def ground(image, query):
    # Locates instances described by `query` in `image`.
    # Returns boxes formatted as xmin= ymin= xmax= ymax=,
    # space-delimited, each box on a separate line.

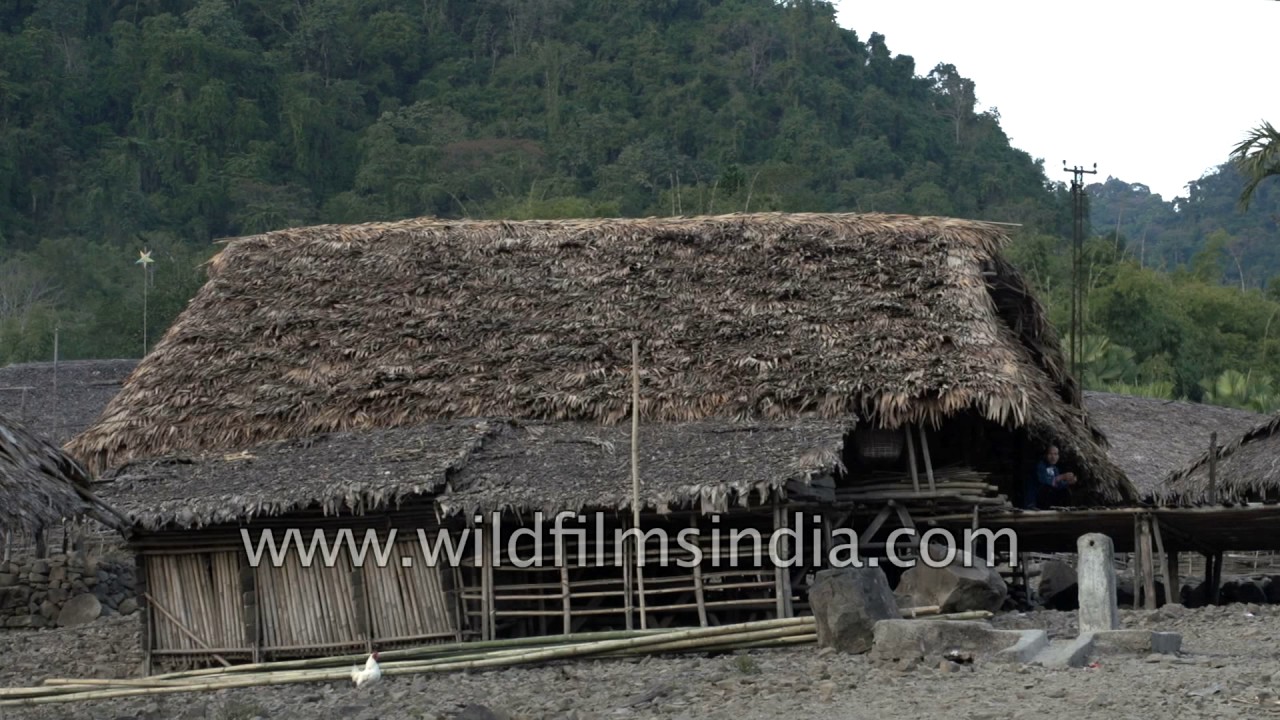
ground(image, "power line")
xmin=1064 ymin=161 xmax=1097 ymax=397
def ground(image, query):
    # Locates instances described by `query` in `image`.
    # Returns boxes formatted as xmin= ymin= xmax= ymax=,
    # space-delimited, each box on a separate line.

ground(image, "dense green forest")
xmin=1 ymin=0 xmax=1278 ymax=414
xmin=1088 ymin=166 xmax=1280 ymax=287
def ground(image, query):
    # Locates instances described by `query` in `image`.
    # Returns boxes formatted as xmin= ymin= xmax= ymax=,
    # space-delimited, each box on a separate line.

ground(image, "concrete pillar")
xmin=1078 ymin=533 xmax=1120 ymax=633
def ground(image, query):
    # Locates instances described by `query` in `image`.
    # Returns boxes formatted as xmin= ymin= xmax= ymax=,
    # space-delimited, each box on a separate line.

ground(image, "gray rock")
xmin=57 ymin=593 xmax=102 ymax=627
xmin=0 ymin=573 xmax=16 ymax=587
xmin=808 ymin=566 xmax=900 ymax=654
xmin=118 ymin=597 xmax=139 ymax=615
xmin=895 ymin=545 xmax=1007 ymax=613
xmin=1036 ymin=560 xmax=1078 ymax=610
xmin=870 ymin=619 xmax=1033 ymax=662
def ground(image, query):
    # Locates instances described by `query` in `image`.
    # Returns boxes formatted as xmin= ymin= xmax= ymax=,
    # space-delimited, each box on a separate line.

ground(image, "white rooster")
xmin=351 ymin=651 xmax=382 ymax=687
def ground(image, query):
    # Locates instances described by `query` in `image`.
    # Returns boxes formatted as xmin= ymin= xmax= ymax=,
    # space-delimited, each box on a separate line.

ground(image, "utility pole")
xmin=1064 ymin=161 xmax=1097 ymax=391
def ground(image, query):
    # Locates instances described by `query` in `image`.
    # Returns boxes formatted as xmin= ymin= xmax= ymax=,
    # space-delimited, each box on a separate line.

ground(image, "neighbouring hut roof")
xmin=1082 ymin=391 xmax=1265 ymax=500
xmin=0 ymin=413 xmax=93 ymax=532
xmin=0 ymin=360 xmax=138 ymax=445
xmin=91 ymin=420 xmax=498 ymax=531
xmin=65 ymin=212 xmax=1134 ymax=502
xmin=1160 ymin=412 xmax=1280 ymax=506
xmin=438 ymin=419 xmax=847 ymax=518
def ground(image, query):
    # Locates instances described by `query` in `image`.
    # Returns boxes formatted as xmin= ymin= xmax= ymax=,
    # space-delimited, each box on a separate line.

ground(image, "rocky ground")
xmin=3 ymin=604 xmax=1280 ymax=719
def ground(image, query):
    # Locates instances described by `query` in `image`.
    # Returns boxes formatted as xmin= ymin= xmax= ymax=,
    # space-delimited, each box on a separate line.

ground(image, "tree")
xmin=1230 ymin=120 xmax=1280 ymax=210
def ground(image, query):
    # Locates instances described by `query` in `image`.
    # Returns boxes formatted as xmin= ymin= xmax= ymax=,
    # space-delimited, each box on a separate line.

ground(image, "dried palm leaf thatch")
xmin=1159 ymin=412 xmax=1280 ymax=507
xmin=0 ymin=412 xmax=94 ymax=533
xmin=93 ymin=420 xmax=498 ymax=531
xmin=64 ymin=212 xmax=1131 ymax=501
xmin=1082 ymin=391 xmax=1265 ymax=501
xmin=438 ymin=418 xmax=847 ymax=518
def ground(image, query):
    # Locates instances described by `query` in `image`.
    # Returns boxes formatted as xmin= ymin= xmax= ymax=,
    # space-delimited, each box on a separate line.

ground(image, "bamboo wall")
xmin=137 ymin=505 xmax=463 ymax=671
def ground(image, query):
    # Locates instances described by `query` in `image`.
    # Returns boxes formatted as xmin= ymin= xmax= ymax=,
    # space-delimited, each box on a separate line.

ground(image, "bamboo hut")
xmin=1159 ymin=412 xmax=1280 ymax=507
xmin=1082 ymin=391 xmax=1264 ymax=501
xmin=61 ymin=212 xmax=1134 ymax=665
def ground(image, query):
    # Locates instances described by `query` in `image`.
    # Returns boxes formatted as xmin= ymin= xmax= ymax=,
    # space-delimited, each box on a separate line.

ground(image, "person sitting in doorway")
xmin=1022 ymin=444 xmax=1076 ymax=510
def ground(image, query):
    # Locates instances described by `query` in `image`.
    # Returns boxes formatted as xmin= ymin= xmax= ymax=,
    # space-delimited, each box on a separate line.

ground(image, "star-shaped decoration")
xmin=136 ymin=250 xmax=154 ymax=266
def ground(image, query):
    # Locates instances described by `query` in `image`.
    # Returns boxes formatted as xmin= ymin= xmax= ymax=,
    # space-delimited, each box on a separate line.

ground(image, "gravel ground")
xmin=3 ymin=604 xmax=1280 ymax=719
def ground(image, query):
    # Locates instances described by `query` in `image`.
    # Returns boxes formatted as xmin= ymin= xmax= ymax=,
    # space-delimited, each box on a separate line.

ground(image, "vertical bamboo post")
xmin=1209 ymin=551 xmax=1223 ymax=605
xmin=1150 ymin=515 xmax=1171 ymax=606
xmin=904 ymin=427 xmax=920 ymax=494
xmin=623 ymin=531 xmax=633 ymax=631
xmin=1166 ymin=549 xmax=1181 ymax=606
xmin=916 ymin=425 xmax=936 ymax=493
xmin=1208 ymin=432 xmax=1218 ymax=505
xmin=480 ymin=538 xmax=492 ymax=641
xmin=559 ymin=564 xmax=571 ymax=635
xmin=1131 ymin=515 xmax=1143 ymax=610
xmin=631 ymin=339 xmax=647 ymax=630
xmin=690 ymin=514 xmax=708 ymax=627
xmin=136 ymin=553 xmax=152 ymax=676
xmin=772 ymin=499 xmax=786 ymax=618
xmin=1138 ymin=516 xmax=1157 ymax=610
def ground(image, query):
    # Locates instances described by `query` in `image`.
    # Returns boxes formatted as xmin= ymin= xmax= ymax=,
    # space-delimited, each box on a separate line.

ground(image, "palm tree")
xmin=1230 ymin=120 xmax=1280 ymax=209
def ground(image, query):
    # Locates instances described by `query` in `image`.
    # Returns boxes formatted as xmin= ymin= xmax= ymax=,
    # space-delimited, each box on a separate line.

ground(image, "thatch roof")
xmin=92 ymin=420 xmax=497 ymax=531
xmin=438 ymin=419 xmax=846 ymax=518
xmin=96 ymin=418 xmax=845 ymax=531
xmin=0 ymin=413 xmax=94 ymax=532
xmin=1160 ymin=412 xmax=1280 ymax=506
xmin=1081 ymin=391 xmax=1265 ymax=499
xmin=65 ymin=212 xmax=1133 ymax=502
xmin=0 ymin=360 xmax=137 ymax=445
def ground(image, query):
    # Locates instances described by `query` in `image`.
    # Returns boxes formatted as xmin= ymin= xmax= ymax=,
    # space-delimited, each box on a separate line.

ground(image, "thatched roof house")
xmin=1081 ymin=391 xmax=1264 ymax=500
xmin=0 ymin=412 xmax=102 ymax=533
xmin=65 ymin=212 xmax=1132 ymax=502
xmin=1160 ymin=413 xmax=1280 ymax=506
xmin=0 ymin=360 xmax=137 ymax=444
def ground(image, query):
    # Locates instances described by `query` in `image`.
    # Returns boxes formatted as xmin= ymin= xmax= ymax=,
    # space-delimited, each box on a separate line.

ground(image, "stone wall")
xmin=0 ymin=554 xmax=137 ymax=629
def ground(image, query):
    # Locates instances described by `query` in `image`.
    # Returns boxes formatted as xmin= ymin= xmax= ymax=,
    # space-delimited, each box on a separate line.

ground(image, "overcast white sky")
xmin=832 ymin=0 xmax=1279 ymax=201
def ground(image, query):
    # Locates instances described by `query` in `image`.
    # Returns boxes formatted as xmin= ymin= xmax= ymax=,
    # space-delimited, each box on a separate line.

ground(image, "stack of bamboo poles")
xmin=838 ymin=466 xmax=1006 ymax=509
xmin=0 ymin=609 xmax=990 ymax=706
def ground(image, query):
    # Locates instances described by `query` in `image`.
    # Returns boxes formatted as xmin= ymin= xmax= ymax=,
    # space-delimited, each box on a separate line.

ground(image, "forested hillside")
xmin=1088 ymin=166 xmax=1280 ymax=287
xmin=3 ymin=0 xmax=1279 ymax=416
xmin=1 ymin=0 xmax=1067 ymax=363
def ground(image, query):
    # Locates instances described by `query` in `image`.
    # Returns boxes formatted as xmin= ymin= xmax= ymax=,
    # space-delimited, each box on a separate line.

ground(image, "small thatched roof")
xmin=0 ymin=360 xmax=137 ymax=445
xmin=1082 ymin=391 xmax=1265 ymax=499
xmin=0 ymin=413 xmax=94 ymax=533
xmin=92 ymin=420 xmax=497 ymax=531
xmin=1160 ymin=413 xmax=1280 ymax=506
xmin=65 ymin=212 xmax=1133 ymax=502
xmin=438 ymin=419 xmax=846 ymax=518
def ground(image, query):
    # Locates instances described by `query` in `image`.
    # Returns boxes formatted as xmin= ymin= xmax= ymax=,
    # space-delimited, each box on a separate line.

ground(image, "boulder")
xmin=870 ymin=619 xmax=1041 ymax=663
xmin=1266 ymin=577 xmax=1280 ymax=604
xmin=808 ymin=566 xmax=900 ymax=653
xmin=1037 ymin=560 xmax=1079 ymax=610
xmin=57 ymin=593 xmax=101 ymax=627
xmin=895 ymin=545 xmax=1007 ymax=613
xmin=1234 ymin=578 xmax=1268 ymax=605
xmin=118 ymin=597 xmax=138 ymax=615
